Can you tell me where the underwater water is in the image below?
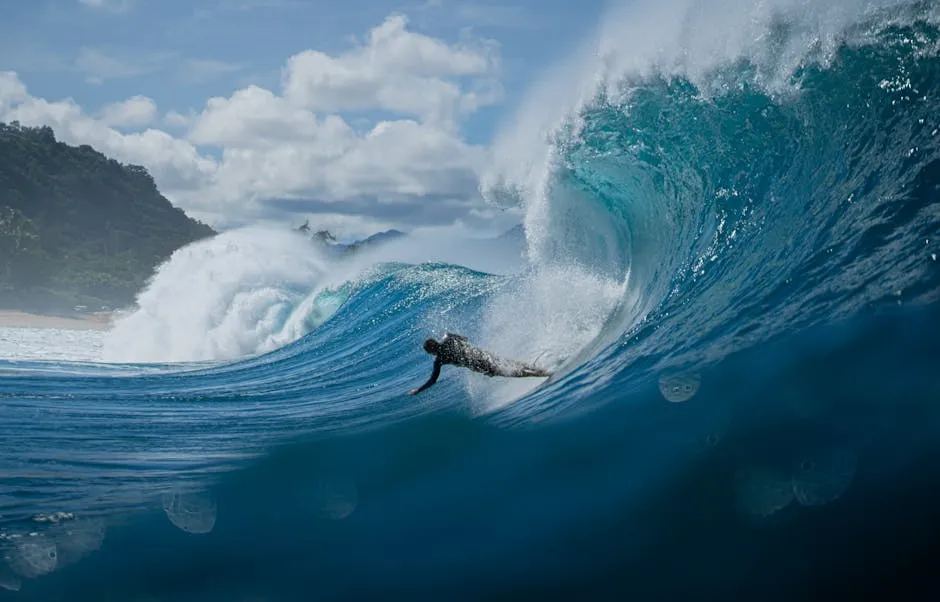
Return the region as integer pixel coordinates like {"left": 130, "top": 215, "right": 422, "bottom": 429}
{"left": 3, "top": 0, "right": 940, "bottom": 599}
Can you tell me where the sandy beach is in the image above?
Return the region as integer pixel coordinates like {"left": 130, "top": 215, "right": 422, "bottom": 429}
{"left": 0, "top": 310, "right": 114, "bottom": 331}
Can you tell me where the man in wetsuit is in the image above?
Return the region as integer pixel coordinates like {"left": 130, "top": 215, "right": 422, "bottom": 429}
{"left": 408, "top": 333, "right": 551, "bottom": 395}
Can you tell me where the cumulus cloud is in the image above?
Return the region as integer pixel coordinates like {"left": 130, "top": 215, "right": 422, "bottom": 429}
{"left": 283, "top": 14, "right": 501, "bottom": 125}
{"left": 98, "top": 95, "right": 158, "bottom": 129}
{"left": 163, "top": 110, "right": 196, "bottom": 129}
{"left": 0, "top": 14, "right": 504, "bottom": 236}
{"left": 187, "top": 85, "right": 338, "bottom": 148}
{"left": 0, "top": 72, "right": 28, "bottom": 112}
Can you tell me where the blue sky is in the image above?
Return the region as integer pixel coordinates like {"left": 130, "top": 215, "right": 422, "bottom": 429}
{"left": 0, "top": 0, "right": 606, "bottom": 237}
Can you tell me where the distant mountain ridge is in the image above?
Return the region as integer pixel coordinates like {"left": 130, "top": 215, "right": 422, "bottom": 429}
{"left": 339, "top": 229, "right": 407, "bottom": 252}
{"left": 0, "top": 122, "right": 215, "bottom": 313}
{"left": 294, "top": 221, "right": 408, "bottom": 254}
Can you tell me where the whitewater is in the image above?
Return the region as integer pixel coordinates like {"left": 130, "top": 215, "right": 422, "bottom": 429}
{"left": 3, "top": 0, "right": 940, "bottom": 599}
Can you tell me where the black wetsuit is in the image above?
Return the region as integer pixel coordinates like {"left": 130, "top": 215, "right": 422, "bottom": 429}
{"left": 411, "top": 333, "right": 550, "bottom": 394}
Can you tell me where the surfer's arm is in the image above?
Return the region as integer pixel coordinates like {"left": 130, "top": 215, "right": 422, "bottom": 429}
{"left": 409, "top": 358, "right": 442, "bottom": 395}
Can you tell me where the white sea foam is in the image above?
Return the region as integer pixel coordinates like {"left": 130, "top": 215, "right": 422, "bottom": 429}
{"left": 467, "top": 263, "right": 625, "bottom": 413}
{"left": 0, "top": 327, "right": 105, "bottom": 363}
{"left": 101, "top": 226, "right": 342, "bottom": 363}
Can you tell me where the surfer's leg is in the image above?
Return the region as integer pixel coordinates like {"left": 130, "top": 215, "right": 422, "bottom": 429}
{"left": 472, "top": 362, "right": 549, "bottom": 378}
{"left": 510, "top": 365, "right": 551, "bottom": 378}
{"left": 464, "top": 350, "right": 505, "bottom": 377}
{"left": 497, "top": 361, "right": 550, "bottom": 378}
{"left": 465, "top": 349, "right": 550, "bottom": 378}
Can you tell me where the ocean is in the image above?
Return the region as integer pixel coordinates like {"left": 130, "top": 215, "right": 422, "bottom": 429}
{"left": 3, "top": 0, "right": 940, "bottom": 599}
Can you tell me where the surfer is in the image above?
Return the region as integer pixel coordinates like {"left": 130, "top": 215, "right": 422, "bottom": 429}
{"left": 408, "top": 333, "right": 551, "bottom": 395}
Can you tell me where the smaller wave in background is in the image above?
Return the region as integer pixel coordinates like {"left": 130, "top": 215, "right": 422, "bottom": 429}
{"left": 101, "top": 227, "right": 348, "bottom": 364}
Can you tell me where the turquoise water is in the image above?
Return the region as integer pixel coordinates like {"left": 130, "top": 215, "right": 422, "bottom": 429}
{"left": 3, "top": 2, "right": 940, "bottom": 599}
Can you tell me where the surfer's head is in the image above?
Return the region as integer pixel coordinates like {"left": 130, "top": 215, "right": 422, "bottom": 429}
{"left": 423, "top": 338, "right": 440, "bottom": 355}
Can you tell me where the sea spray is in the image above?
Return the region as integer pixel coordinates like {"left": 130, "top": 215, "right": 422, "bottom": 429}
{"left": 470, "top": 263, "right": 626, "bottom": 413}
{"left": 101, "top": 226, "right": 343, "bottom": 363}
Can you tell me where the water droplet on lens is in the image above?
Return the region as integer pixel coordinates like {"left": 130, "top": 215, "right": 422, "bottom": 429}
{"left": 791, "top": 447, "right": 857, "bottom": 507}
{"left": 0, "top": 562, "right": 22, "bottom": 591}
{"left": 162, "top": 491, "right": 218, "bottom": 534}
{"left": 658, "top": 372, "right": 701, "bottom": 402}
{"left": 311, "top": 478, "right": 358, "bottom": 520}
{"left": 735, "top": 467, "right": 794, "bottom": 518}
{"left": 50, "top": 518, "right": 107, "bottom": 567}
{"left": 6, "top": 534, "right": 58, "bottom": 578}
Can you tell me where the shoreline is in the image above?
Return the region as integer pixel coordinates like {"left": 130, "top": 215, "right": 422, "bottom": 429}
{"left": 0, "top": 310, "right": 115, "bottom": 331}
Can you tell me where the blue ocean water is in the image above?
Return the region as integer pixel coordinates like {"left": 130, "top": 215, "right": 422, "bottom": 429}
{"left": 3, "top": 1, "right": 940, "bottom": 600}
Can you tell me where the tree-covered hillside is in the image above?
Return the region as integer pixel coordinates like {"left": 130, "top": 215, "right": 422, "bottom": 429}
{"left": 0, "top": 122, "right": 215, "bottom": 312}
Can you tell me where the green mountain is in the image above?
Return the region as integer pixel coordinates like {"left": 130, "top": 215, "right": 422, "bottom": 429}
{"left": 0, "top": 122, "right": 215, "bottom": 313}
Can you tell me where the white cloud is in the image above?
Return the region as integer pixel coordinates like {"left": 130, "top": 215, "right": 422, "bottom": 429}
{"left": 283, "top": 14, "right": 501, "bottom": 125}
{"left": 98, "top": 95, "right": 158, "bottom": 129}
{"left": 187, "top": 85, "right": 351, "bottom": 149}
{"left": 0, "top": 72, "right": 29, "bottom": 112}
{"left": 179, "top": 106, "right": 486, "bottom": 222}
{"left": 163, "top": 110, "right": 197, "bottom": 129}
{"left": 0, "top": 14, "right": 504, "bottom": 237}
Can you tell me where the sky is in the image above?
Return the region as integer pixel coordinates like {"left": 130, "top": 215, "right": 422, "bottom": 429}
{"left": 0, "top": 0, "right": 606, "bottom": 240}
